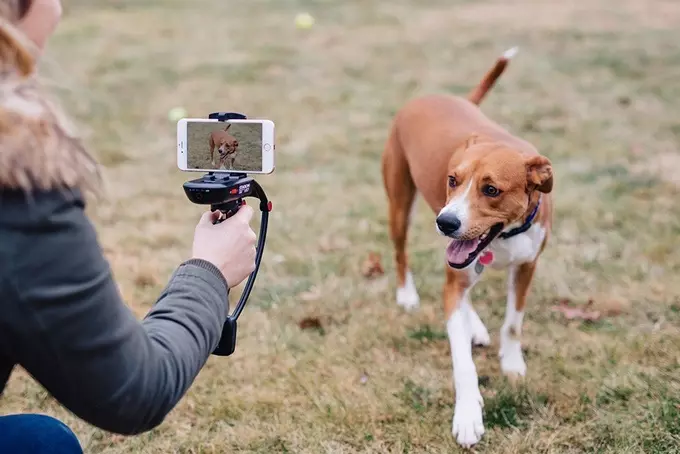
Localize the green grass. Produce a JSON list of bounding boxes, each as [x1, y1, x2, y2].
[[482, 384, 548, 431], [2, 0, 680, 452]]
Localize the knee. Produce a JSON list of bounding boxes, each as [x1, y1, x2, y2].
[[1, 414, 83, 454], [35, 415, 82, 453]]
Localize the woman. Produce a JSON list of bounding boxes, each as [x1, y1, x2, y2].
[[0, 1, 258, 452]]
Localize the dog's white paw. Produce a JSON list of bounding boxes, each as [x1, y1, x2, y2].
[[452, 394, 485, 449], [396, 271, 420, 311], [500, 344, 526, 378], [469, 312, 491, 347], [396, 287, 420, 311]]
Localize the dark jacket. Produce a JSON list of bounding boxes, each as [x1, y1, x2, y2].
[[0, 187, 231, 435]]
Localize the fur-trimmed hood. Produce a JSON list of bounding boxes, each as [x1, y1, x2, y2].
[[0, 76, 102, 194]]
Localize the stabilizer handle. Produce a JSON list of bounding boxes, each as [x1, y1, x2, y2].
[[182, 112, 271, 357]]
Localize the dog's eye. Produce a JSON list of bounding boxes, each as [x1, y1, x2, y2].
[[482, 185, 501, 197], [448, 176, 457, 188]]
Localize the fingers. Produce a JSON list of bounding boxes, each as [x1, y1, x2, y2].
[[198, 210, 212, 224], [199, 204, 253, 227], [233, 204, 255, 223], [198, 210, 222, 225]]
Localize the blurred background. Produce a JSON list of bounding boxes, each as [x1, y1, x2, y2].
[[3, 0, 679, 452]]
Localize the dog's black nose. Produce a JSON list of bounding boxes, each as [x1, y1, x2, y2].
[[436, 213, 461, 235]]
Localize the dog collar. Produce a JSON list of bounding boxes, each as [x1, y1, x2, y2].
[[499, 196, 541, 240]]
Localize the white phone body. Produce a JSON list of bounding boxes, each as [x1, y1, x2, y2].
[[177, 118, 275, 174]]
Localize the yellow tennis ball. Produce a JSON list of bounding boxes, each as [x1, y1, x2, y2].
[[295, 12, 315, 29], [168, 107, 187, 122]]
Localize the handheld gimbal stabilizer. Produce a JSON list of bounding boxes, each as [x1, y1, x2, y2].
[[182, 112, 272, 356]]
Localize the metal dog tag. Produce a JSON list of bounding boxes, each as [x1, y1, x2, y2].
[[475, 260, 484, 274]]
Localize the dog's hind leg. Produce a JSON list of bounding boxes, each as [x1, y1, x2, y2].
[[499, 261, 536, 378], [382, 127, 419, 311]]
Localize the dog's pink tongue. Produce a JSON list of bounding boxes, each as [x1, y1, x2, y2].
[[446, 238, 480, 264]]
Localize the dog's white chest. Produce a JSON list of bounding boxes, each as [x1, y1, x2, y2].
[[487, 223, 546, 269]]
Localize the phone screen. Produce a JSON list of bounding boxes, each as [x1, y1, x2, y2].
[[186, 120, 264, 172]]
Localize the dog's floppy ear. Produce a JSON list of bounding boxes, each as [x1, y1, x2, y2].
[[233, 140, 239, 147], [224, 123, 231, 131], [525, 155, 553, 193]]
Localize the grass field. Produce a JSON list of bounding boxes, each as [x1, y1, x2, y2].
[[2, 0, 680, 452], [186, 121, 263, 172]]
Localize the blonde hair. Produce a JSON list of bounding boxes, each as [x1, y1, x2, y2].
[[0, 0, 101, 194]]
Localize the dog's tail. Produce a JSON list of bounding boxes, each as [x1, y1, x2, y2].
[[467, 46, 518, 106]]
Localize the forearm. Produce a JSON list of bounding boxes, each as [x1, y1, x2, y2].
[[14, 259, 230, 435], [95, 260, 231, 434]]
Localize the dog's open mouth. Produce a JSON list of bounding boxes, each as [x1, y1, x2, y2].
[[446, 223, 504, 269]]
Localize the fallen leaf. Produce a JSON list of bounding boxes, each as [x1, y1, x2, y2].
[[552, 298, 601, 321], [298, 316, 324, 331], [361, 252, 384, 279], [617, 95, 631, 107]]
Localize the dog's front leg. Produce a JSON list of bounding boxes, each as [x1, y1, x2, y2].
[[445, 265, 485, 448]]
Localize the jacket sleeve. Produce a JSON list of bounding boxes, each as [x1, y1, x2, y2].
[[3, 188, 230, 435]]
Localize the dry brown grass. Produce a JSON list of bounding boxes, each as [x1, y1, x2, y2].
[[3, 0, 680, 452]]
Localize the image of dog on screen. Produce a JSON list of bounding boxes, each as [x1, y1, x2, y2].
[[210, 124, 239, 169], [187, 122, 262, 172]]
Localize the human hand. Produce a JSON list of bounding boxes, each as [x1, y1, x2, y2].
[[192, 205, 257, 288]]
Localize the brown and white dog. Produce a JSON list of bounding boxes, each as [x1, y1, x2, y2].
[[209, 123, 239, 170], [381, 47, 554, 448]]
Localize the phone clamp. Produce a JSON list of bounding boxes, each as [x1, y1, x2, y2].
[[182, 112, 272, 357]]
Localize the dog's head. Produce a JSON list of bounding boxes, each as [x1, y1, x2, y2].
[[217, 124, 239, 155], [436, 134, 553, 269]]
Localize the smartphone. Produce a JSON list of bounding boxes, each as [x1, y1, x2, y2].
[[177, 118, 275, 174]]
